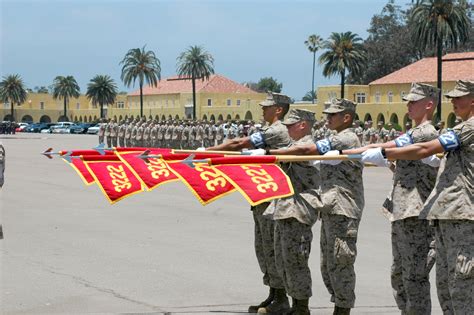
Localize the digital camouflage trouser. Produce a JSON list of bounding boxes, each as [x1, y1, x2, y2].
[[320, 213, 359, 308], [253, 203, 284, 289], [391, 217, 434, 315], [275, 218, 313, 299], [435, 220, 474, 315]]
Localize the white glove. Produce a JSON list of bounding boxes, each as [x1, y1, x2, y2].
[[244, 148, 266, 156], [361, 148, 389, 167], [196, 147, 206, 152], [421, 155, 441, 167], [320, 150, 342, 165]]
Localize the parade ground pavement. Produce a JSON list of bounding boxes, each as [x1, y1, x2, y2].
[[1, 134, 442, 314]]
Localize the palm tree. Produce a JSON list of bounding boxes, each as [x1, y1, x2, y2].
[[302, 90, 317, 102], [52, 75, 80, 121], [0, 74, 27, 122], [304, 34, 323, 104], [86, 75, 118, 118], [410, 0, 470, 120], [319, 32, 367, 99], [176, 45, 215, 120], [120, 46, 161, 118]]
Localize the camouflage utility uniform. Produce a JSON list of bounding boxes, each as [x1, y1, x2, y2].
[[386, 120, 439, 314]]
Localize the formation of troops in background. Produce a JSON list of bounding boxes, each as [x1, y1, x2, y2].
[[96, 115, 451, 150]]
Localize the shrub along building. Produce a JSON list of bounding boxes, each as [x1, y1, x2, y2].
[[2, 52, 473, 127]]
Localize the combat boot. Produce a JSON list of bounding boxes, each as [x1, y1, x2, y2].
[[292, 299, 310, 315], [257, 288, 290, 314], [248, 287, 275, 313], [333, 305, 351, 315]]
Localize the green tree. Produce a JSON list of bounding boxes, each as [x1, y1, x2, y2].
[[86, 75, 118, 119], [176, 45, 215, 120], [410, 0, 470, 119], [319, 32, 367, 99], [304, 34, 324, 103], [349, 1, 420, 84], [256, 77, 283, 93], [52, 75, 80, 121], [302, 90, 317, 102], [34, 86, 49, 93], [0, 74, 27, 122], [120, 46, 161, 118]]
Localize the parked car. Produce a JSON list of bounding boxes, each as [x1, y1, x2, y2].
[[26, 123, 54, 133], [87, 125, 100, 135], [70, 123, 96, 134], [51, 122, 74, 134], [15, 122, 30, 132]]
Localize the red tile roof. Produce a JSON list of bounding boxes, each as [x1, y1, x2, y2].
[[369, 52, 474, 85], [129, 74, 258, 96]]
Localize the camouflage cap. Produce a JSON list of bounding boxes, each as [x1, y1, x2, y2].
[[322, 98, 357, 114], [445, 80, 474, 98], [259, 91, 292, 107], [403, 82, 439, 102], [282, 108, 316, 125]]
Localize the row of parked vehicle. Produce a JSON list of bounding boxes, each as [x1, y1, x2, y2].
[[16, 122, 100, 134]]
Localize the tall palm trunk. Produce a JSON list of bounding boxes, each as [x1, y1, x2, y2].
[[340, 68, 346, 99], [436, 38, 443, 121], [100, 102, 104, 118], [63, 97, 68, 121], [9, 99, 14, 122], [139, 83, 144, 118], [311, 51, 316, 104], [192, 76, 196, 120]]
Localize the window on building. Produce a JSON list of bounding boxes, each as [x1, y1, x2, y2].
[[166, 100, 168, 107], [227, 99, 231, 106], [76, 102, 80, 109], [375, 92, 381, 103], [237, 99, 241, 106], [388, 91, 393, 103], [356, 93, 366, 103], [117, 101, 125, 109], [40, 101, 44, 110], [207, 99, 212, 106]]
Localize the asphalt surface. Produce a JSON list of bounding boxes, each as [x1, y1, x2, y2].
[[0, 133, 442, 314]]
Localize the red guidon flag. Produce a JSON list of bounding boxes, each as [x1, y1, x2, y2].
[[213, 160, 294, 206], [116, 150, 179, 190], [82, 155, 144, 204], [166, 161, 235, 205], [66, 158, 95, 185]]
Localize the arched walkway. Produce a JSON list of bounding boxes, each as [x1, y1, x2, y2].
[[3, 114, 13, 121], [376, 113, 385, 125], [202, 114, 208, 121], [244, 111, 253, 120], [218, 114, 224, 121], [226, 114, 232, 121], [210, 114, 216, 122], [155, 115, 159, 121], [235, 114, 240, 120], [364, 113, 372, 123], [389, 113, 399, 124], [161, 115, 166, 121], [21, 115, 33, 123], [58, 115, 69, 122], [354, 113, 360, 121], [89, 115, 93, 122], [175, 114, 180, 120], [40, 115, 51, 123]]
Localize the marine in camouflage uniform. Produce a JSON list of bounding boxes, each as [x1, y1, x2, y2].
[[104, 119, 112, 147], [207, 92, 293, 314], [125, 121, 133, 147], [110, 119, 119, 147], [216, 122, 225, 145], [143, 121, 151, 148], [317, 101, 364, 314], [418, 81, 473, 315], [384, 84, 440, 314], [98, 118, 106, 145], [265, 109, 320, 315]]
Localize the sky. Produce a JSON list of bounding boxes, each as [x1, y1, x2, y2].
[[1, 0, 409, 100]]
